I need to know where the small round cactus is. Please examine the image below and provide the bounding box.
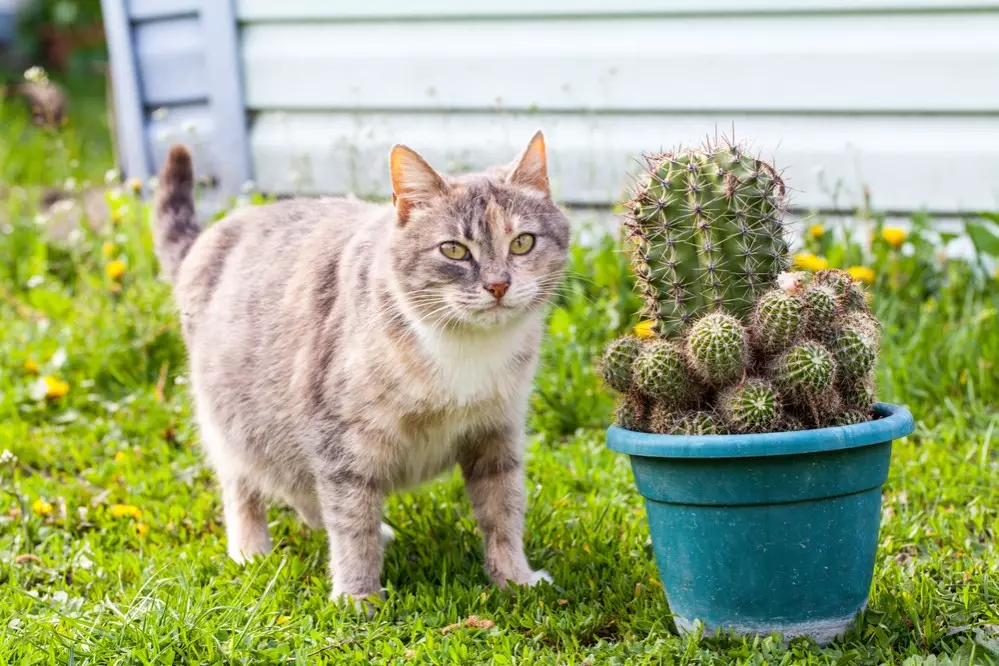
[661,410,728,436]
[833,409,871,427]
[801,283,838,337]
[601,336,644,392]
[632,341,698,405]
[614,392,649,431]
[839,374,877,410]
[810,390,845,427]
[831,324,878,381]
[718,379,782,433]
[751,289,806,353]
[815,269,868,312]
[773,342,836,398]
[780,414,810,432]
[686,312,749,387]
[649,403,684,435]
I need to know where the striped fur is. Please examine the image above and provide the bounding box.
[154,133,569,607]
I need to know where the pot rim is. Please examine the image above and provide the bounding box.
[607,402,914,459]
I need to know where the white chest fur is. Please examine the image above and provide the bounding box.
[411,316,536,407]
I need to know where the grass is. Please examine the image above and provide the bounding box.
[1,79,998,665]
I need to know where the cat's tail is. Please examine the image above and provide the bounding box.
[153,144,200,284]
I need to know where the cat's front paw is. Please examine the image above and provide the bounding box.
[331,587,385,618]
[527,569,553,587]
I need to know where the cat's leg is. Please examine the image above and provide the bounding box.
[459,429,551,588]
[291,492,394,546]
[221,476,272,564]
[316,460,386,608]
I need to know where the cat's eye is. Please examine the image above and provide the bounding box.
[440,241,470,261]
[510,233,535,255]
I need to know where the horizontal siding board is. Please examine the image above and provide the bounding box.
[248,112,999,212]
[240,14,999,112]
[135,16,208,106]
[236,0,999,20]
[128,0,199,21]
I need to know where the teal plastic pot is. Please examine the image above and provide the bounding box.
[606,402,914,645]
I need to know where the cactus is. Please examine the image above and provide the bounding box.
[601,336,644,392]
[814,269,868,313]
[840,374,877,409]
[633,340,699,404]
[800,283,838,337]
[751,289,806,354]
[624,140,790,337]
[686,312,749,387]
[605,140,883,433]
[773,342,836,398]
[833,409,871,427]
[830,324,878,381]
[614,392,650,431]
[718,379,782,433]
[656,410,728,436]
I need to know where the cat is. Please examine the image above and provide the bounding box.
[153,132,570,608]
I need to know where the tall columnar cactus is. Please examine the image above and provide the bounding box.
[602,138,882,435]
[624,140,790,337]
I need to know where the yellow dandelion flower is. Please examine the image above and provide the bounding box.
[32,498,53,515]
[102,242,116,257]
[847,266,876,284]
[110,504,142,519]
[275,616,291,626]
[106,260,126,280]
[809,224,825,239]
[125,177,143,194]
[43,376,69,399]
[110,209,124,224]
[135,522,149,537]
[881,227,907,249]
[634,320,656,339]
[115,451,126,463]
[24,359,39,374]
[793,253,829,272]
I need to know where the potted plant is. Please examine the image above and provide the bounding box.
[602,139,914,645]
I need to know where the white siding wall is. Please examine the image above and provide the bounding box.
[236,1,999,214]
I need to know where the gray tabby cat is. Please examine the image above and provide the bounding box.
[153,132,569,607]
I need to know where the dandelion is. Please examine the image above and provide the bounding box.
[32,498,53,515]
[135,523,149,537]
[110,504,142,519]
[809,224,825,239]
[104,169,120,185]
[634,320,656,339]
[64,177,78,192]
[42,376,70,399]
[114,451,126,463]
[847,266,876,284]
[0,449,15,464]
[26,275,44,288]
[793,252,829,272]
[102,242,116,257]
[125,177,143,194]
[881,227,907,249]
[106,260,126,280]
[275,616,291,626]
[24,359,39,374]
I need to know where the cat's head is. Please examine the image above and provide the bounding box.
[388,132,570,331]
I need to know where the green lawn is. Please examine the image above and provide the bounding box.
[1,77,998,665]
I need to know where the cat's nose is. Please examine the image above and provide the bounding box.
[484,281,510,300]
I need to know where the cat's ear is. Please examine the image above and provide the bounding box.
[390,144,447,224]
[508,130,550,198]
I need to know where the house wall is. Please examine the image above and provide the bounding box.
[102,1,999,215]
